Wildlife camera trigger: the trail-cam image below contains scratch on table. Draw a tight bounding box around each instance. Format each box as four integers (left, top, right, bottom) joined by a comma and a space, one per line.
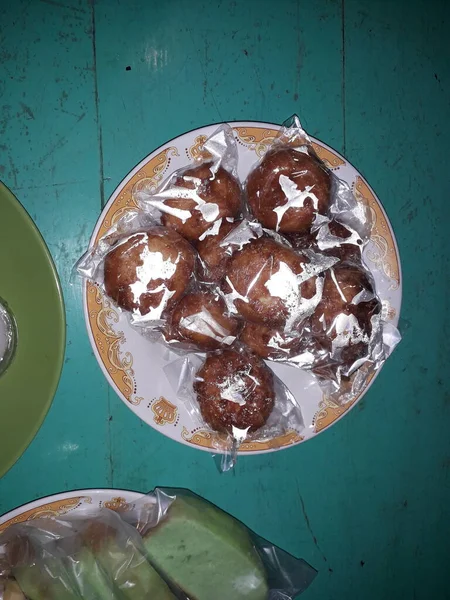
58, 108, 86, 121
8, 155, 18, 188
189, 31, 223, 121
90, 0, 105, 209
38, 133, 71, 167
297, 484, 329, 565
242, 47, 266, 109
40, 0, 86, 13
341, 0, 346, 154
107, 390, 115, 486
0, 105, 11, 135
59, 89, 69, 108
294, 0, 303, 107
13, 180, 88, 191
55, 241, 70, 264
76, 222, 88, 247
19, 102, 34, 120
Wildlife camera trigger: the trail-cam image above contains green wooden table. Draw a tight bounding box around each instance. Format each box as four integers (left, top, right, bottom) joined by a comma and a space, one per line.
1, 0, 449, 597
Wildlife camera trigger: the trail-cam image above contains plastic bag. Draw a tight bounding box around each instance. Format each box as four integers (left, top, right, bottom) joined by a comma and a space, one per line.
135, 124, 242, 243
76, 209, 198, 328
161, 285, 240, 352
0, 505, 179, 599
164, 347, 304, 471
0, 579, 27, 600
218, 230, 338, 334
76, 210, 241, 354
245, 115, 370, 244
0, 489, 317, 600
240, 116, 401, 400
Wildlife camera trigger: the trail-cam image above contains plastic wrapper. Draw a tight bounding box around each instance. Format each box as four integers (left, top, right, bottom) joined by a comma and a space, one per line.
164, 347, 304, 471
244, 116, 371, 266
240, 116, 401, 401
135, 124, 242, 243
218, 229, 338, 334
0, 489, 317, 599
161, 286, 240, 352
76, 210, 198, 329
76, 210, 241, 354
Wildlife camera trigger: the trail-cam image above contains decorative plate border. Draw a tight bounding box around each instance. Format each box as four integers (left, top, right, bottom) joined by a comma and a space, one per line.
84, 123, 401, 454
0, 490, 143, 533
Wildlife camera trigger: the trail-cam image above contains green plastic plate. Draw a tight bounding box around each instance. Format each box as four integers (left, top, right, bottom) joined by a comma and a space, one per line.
0, 182, 65, 477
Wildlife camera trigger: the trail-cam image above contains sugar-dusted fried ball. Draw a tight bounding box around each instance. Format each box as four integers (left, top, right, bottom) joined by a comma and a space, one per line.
194, 349, 275, 433
312, 263, 381, 368
167, 290, 239, 351
196, 219, 241, 283
246, 147, 331, 233
239, 321, 305, 360
222, 237, 319, 328
160, 163, 241, 242
104, 227, 196, 318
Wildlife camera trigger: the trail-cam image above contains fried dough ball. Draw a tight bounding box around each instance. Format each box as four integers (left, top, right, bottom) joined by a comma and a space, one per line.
196, 219, 240, 283
166, 291, 239, 351
160, 163, 241, 242
194, 349, 275, 433
104, 227, 196, 318
287, 221, 363, 264
239, 321, 305, 360
246, 147, 331, 233
322, 221, 363, 263
285, 230, 316, 251
222, 237, 319, 328
312, 263, 381, 368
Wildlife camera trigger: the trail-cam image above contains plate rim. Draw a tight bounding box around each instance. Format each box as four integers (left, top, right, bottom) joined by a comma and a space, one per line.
0, 182, 66, 477
82, 120, 402, 454
0, 488, 143, 526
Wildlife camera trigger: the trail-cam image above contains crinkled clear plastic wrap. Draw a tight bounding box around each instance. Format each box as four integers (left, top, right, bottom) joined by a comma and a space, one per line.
0, 489, 317, 600
217, 224, 339, 334
135, 124, 243, 243
241, 116, 401, 402
76, 209, 198, 329
245, 116, 370, 258
164, 346, 304, 471
76, 211, 240, 353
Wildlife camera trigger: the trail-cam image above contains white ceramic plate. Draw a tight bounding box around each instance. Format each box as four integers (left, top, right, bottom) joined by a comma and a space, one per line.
83, 122, 401, 454
0, 489, 142, 533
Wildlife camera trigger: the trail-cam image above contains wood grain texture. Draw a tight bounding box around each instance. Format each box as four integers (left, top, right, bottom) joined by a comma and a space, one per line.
0, 0, 449, 598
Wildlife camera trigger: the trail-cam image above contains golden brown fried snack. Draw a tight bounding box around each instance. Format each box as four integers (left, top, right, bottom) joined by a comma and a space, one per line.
222, 237, 318, 327
161, 163, 241, 242
312, 263, 381, 368
285, 230, 316, 251
239, 321, 305, 360
323, 221, 363, 263
167, 291, 239, 351
246, 147, 331, 233
104, 227, 196, 317
194, 349, 275, 433
287, 220, 363, 264
196, 219, 240, 283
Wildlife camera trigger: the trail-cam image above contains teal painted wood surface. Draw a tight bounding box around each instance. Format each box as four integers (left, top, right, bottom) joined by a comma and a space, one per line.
0, 0, 449, 598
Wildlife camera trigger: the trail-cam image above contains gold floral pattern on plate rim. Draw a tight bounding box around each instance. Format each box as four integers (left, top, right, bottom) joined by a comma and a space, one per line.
0, 490, 143, 533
